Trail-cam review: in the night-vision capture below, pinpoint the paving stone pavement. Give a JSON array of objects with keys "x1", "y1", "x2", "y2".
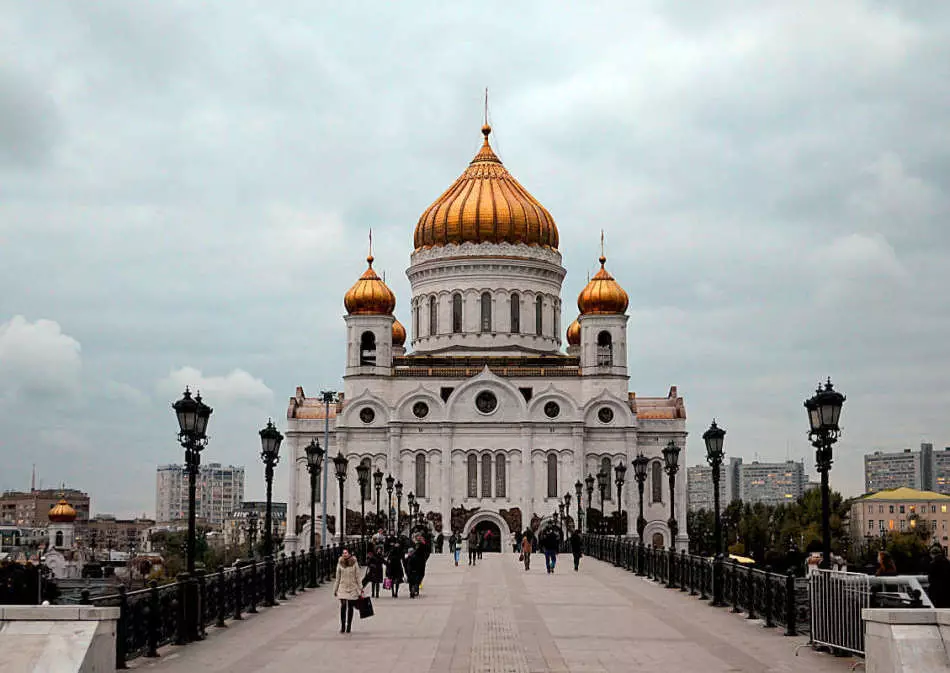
[{"x1": 129, "y1": 553, "x2": 859, "y2": 672}]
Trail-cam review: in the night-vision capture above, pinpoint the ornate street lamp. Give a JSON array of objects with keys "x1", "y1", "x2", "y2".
[
  {"x1": 395, "y1": 480, "x2": 404, "y2": 535},
  {"x1": 172, "y1": 387, "x2": 212, "y2": 643},
  {"x1": 356, "y1": 462, "x2": 370, "y2": 545},
  {"x1": 614, "y1": 461, "x2": 627, "y2": 537},
  {"x1": 412, "y1": 501, "x2": 421, "y2": 531},
  {"x1": 373, "y1": 467, "x2": 384, "y2": 528},
  {"x1": 596, "y1": 470, "x2": 608, "y2": 533},
  {"x1": 407, "y1": 492, "x2": 415, "y2": 530},
  {"x1": 805, "y1": 378, "x2": 845, "y2": 570},
  {"x1": 304, "y1": 439, "x2": 323, "y2": 587},
  {"x1": 245, "y1": 510, "x2": 259, "y2": 559},
  {"x1": 563, "y1": 492, "x2": 573, "y2": 532},
  {"x1": 385, "y1": 474, "x2": 395, "y2": 534},
  {"x1": 703, "y1": 419, "x2": 726, "y2": 606},
  {"x1": 574, "y1": 480, "x2": 583, "y2": 534},
  {"x1": 585, "y1": 473, "x2": 595, "y2": 532},
  {"x1": 632, "y1": 452, "x2": 648, "y2": 575},
  {"x1": 332, "y1": 452, "x2": 349, "y2": 544},
  {"x1": 662, "y1": 440, "x2": 681, "y2": 548},
  {"x1": 259, "y1": 419, "x2": 283, "y2": 607}
]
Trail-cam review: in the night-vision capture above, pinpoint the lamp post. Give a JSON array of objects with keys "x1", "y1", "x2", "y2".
[
  {"x1": 385, "y1": 474, "x2": 395, "y2": 534},
  {"x1": 395, "y1": 481, "x2": 403, "y2": 535},
  {"x1": 596, "y1": 470, "x2": 608, "y2": 534},
  {"x1": 259, "y1": 419, "x2": 283, "y2": 607},
  {"x1": 172, "y1": 387, "x2": 212, "y2": 642},
  {"x1": 412, "y1": 501, "x2": 421, "y2": 531},
  {"x1": 805, "y1": 378, "x2": 846, "y2": 570},
  {"x1": 245, "y1": 510, "x2": 259, "y2": 559},
  {"x1": 703, "y1": 419, "x2": 726, "y2": 606},
  {"x1": 304, "y1": 439, "x2": 323, "y2": 587},
  {"x1": 585, "y1": 473, "x2": 595, "y2": 533},
  {"x1": 356, "y1": 462, "x2": 370, "y2": 546},
  {"x1": 407, "y1": 492, "x2": 415, "y2": 531},
  {"x1": 574, "y1": 480, "x2": 583, "y2": 534},
  {"x1": 319, "y1": 391, "x2": 335, "y2": 552},
  {"x1": 333, "y1": 452, "x2": 348, "y2": 545},
  {"x1": 662, "y1": 440, "x2": 681, "y2": 549},
  {"x1": 632, "y1": 452, "x2": 648, "y2": 575},
  {"x1": 563, "y1": 492, "x2": 573, "y2": 533},
  {"x1": 373, "y1": 468, "x2": 383, "y2": 529},
  {"x1": 614, "y1": 461, "x2": 627, "y2": 537}
]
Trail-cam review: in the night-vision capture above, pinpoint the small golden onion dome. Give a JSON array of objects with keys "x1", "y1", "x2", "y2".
[
  {"x1": 413, "y1": 124, "x2": 559, "y2": 250},
  {"x1": 344, "y1": 256, "x2": 396, "y2": 315},
  {"x1": 392, "y1": 318, "x2": 406, "y2": 346},
  {"x1": 577, "y1": 256, "x2": 629, "y2": 315},
  {"x1": 566, "y1": 318, "x2": 581, "y2": 346},
  {"x1": 48, "y1": 498, "x2": 77, "y2": 523}
]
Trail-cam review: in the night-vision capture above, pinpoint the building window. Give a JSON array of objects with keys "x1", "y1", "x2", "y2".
[
  {"x1": 900, "y1": 520, "x2": 906, "y2": 531},
  {"x1": 414, "y1": 304, "x2": 420, "y2": 340},
  {"x1": 495, "y1": 454, "x2": 507, "y2": 498},
  {"x1": 361, "y1": 458, "x2": 372, "y2": 500},
  {"x1": 900, "y1": 505, "x2": 905, "y2": 513},
  {"x1": 481, "y1": 292, "x2": 492, "y2": 333},
  {"x1": 651, "y1": 461, "x2": 663, "y2": 504},
  {"x1": 868, "y1": 505, "x2": 873, "y2": 513},
  {"x1": 889, "y1": 505, "x2": 894, "y2": 513},
  {"x1": 510, "y1": 293, "x2": 520, "y2": 333},
  {"x1": 601, "y1": 457, "x2": 613, "y2": 501},
  {"x1": 868, "y1": 519, "x2": 874, "y2": 531},
  {"x1": 467, "y1": 454, "x2": 477, "y2": 498},
  {"x1": 535, "y1": 296, "x2": 543, "y2": 336},
  {"x1": 429, "y1": 296, "x2": 438, "y2": 336},
  {"x1": 546, "y1": 454, "x2": 558, "y2": 497},
  {"x1": 360, "y1": 331, "x2": 377, "y2": 366},
  {"x1": 481, "y1": 454, "x2": 492, "y2": 497},
  {"x1": 933, "y1": 505, "x2": 938, "y2": 513},
  {"x1": 55, "y1": 531, "x2": 63, "y2": 547},
  {"x1": 415, "y1": 454, "x2": 426, "y2": 498},
  {"x1": 597, "y1": 331, "x2": 613, "y2": 367},
  {"x1": 452, "y1": 294, "x2": 462, "y2": 333}
]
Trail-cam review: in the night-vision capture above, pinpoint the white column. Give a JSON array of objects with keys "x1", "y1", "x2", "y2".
[
  {"x1": 442, "y1": 428, "x2": 454, "y2": 534},
  {"x1": 284, "y1": 432, "x2": 301, "y2": 552}
]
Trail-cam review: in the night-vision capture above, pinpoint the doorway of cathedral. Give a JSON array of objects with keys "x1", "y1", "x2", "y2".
[
  {"x1": 652, "y1": 532, "x2": 665, "y2": 549},
  {"x1": 472, "y1": 520, "x2": 502, "y2": 552}
]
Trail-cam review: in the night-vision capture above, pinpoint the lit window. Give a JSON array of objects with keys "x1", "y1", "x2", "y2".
[{"x1": 943, "y1": 505, "x2": 947, "y2": 513}]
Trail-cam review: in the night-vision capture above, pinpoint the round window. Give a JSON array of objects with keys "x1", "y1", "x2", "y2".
[
  {"x1": 544, "y1": 401, "x2": 560, "y2": 418},
  {"x1": 598, "y1": 407, "x2": 614, "y2": 424},
  {"x1": 475, "y1": 391, "x2": 498, "y2": 414},
  {"x1": 412, "y1": 401, "x2": 429, "y2": 419},
  {"x1": 359, "y1": 407, "x2": 375, "y2": 424}
]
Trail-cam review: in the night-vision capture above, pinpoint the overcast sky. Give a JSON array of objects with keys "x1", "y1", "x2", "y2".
[{"x1": 1, "y1": 2, "x2": 948, "y2": 517}]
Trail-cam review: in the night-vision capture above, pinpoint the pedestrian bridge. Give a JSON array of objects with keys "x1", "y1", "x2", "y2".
[{"x1": 127, "y1": 553, "x2": 855, "y2": 673}]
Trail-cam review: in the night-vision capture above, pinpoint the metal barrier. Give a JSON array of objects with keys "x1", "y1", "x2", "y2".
[{"x1": 808, "y1": 570, "x2": 869, "y2": 656}]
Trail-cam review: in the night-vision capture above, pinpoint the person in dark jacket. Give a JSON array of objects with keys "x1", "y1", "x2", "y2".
[
  {"x1": 570, "y1": 530, "x2": 583, "y2": 571},
  {"x1": 362, "y1": 547, "x2": 384, "y2": 598},
  {"x1": 541, "y1": 526, "x2": 560, "y2": 574},
  {"x1": 386, "y1": 543, "x2": 406, "y2": 597},
  {"x1": 405, "y1": 547, "x2": 424, "y2": 598},
  {"x1": 435, "y1": 532, "x2": 444, "y2": 553},
  {"x1": 467, "y1": 530, "x2": 480, "y2": 566},
  {"x1": 928, "y1": 543, "x2": 950, "y2": 608}
]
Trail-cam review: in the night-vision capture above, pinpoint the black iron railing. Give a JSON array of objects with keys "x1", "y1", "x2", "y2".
[
  {"x1": 582, "y1": 535, "x2": 808, "y2": 637},
  {"x1": 82, "y1": 541, "x2": 366, "y2": 668}
]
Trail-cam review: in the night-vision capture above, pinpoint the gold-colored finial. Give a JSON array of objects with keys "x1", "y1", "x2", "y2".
[
  {"x1": 599, "y1": 230, "x2": 606, "y2": 266},
  {"x1": 367, "y1": 229, "x2": 374, "y2": 266},
  {"x1": 482, "y1": 88, "x2": 492, "y2": 138}
]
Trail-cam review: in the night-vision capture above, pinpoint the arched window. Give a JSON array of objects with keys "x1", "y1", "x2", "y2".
[
  {"x1": 361, "y1": 458, "x2": 372, "y2": 501},
  {"x1": 452, "y1": 293, "x2": 463, "y2": 333},
  {"x1": 480, "y1": 292, "x2": 492, "y2": 333},
  {"x1": 510, "y1": 293, "x2": 520, "y2": 333},
  {"x1": 414, "y1": 304, "x2": 420, "y2": 340},
  {"x1": 597, "y1": 331, "x2": 613, "y2": 367},
  {"x1": 601, "y1": 457, "x2": 613, "y2": 500},
  {"x1": 495, "y1": 454, "x2": 507, "y2": 497},
  {"x1": 415, "y1": 454, "x2": 426, "y2": 498},
  {"x1": 428, "y1": 296, "x2": 438, "y2": 336},
  {"x1": 360, "y1": 331, "x2": 377, "y2": 366},
  {"x1": 651, "y1": 461, "x2": 663, "y2": 503},
  {"x1": 481, "y1": 454, "x2": 492, "y2": 497},
  {"x1": 467, "y1": 454, "x2": 477, "y2": 498},
  {"x1": 546, "y1": 454, "x2": 558, "y2": 497},
  {"x1": 535, "y1": 296, "x2": 543, "y2": 336},
  {"x1": 554, "y1": 303, "x2": 560, "y2": 340},
  {"x1": 55, "y1": 530, "x2": 64, "y2": 547}
]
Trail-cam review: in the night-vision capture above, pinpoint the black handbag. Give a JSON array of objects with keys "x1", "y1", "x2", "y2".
[{"x1": 357, "y1": 595, "x2": 374, "y2": 619}]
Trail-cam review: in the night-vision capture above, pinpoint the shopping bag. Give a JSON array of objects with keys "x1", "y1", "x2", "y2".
[
  {"x1": 358, "y1": 595, "x2": 374, "y2": 619},
  {"x1": 383, "y1": 578, "x2": 393, "y2": 590},
  {"x1": 518, "y1": 553, "x2": 524, "y2": 562}
]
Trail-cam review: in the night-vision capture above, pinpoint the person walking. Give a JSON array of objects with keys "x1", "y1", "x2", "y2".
[
  {"x1": 406, "y1": 547, "x2": 424, "y2": 598},
  {"x1": 467, "y1": 529, "x2": 480, "y2": 566},
  {"x1": 520, "y1": 533, "x2": 533, "y2": 571},
  {"x1": 448, "y1": 531, "x2": 460, "y2": 566},
  {"x1": 386, "y1": 542, "x2": 406, "y2": 597},
  {"x1": 928, "y1": 543, "x2": 950, "y2": 608},
  {"x1": 435, "y1": 532, "x2": 444, "y2": 554},
  {"x1": 541, "y1": 526, "x2": 559, "y2": 574},
  {"x1": 362, "y1": 547, "x2": 384, "y2": 598},
  {"x1": 333, "y1": 549, "x2": 362, "y2": 633},
  {"x1": 570, "y1": 529, "x2": 583, "y2": 572}
]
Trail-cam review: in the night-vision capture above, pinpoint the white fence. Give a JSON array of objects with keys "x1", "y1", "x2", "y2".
[{"x1": 809, "y1": 570, "x2": 870, "y2": 656}]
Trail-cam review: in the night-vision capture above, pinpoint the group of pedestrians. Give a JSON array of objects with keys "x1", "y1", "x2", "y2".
[{"x1": 517, "y1": 526, "x2": 583, "y2": 573}]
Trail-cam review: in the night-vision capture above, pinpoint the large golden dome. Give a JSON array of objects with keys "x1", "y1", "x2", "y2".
[
  {"x1": 566, "y1": 318, "x2": 581, "y2": 345},
  {"x1": 413, "y1": 125, "x2": 559, "y2": 250},
  {"x1": 392, "y1": 318, "x2": 406, "y2": 346},
  {"x1": 344, "y1": 256, "x2": 396, "y2": 315},
  {"x1": 48, "y1": 498, "x2": 77, "y2": 523},
  {"x1": 578, "y1": 256, "x2": 629, "y2": 315}
]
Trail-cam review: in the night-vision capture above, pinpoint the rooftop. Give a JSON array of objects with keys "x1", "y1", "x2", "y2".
[{"x1": 858, "y1": 487, "x2": 950, "y2": 502}]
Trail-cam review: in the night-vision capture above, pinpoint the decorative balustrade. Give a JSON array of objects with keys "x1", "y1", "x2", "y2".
[
  {"x1": 580, "y1": 535, "x2": 803, "y2": 637},
  {"x1": 82, "y1": 540, "x2": 366, "y2": 668}
]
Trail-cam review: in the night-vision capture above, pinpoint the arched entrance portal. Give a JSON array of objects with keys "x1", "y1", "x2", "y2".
[
  {"x1": 473, "y1": 520, "x2": 501, "y2": 552},
  {"x1": 461, "y1": 511, "x2": 511, "y2": 553},
  {"x1": 652, "y1": 532, "x2": 665, "y2": 549}
]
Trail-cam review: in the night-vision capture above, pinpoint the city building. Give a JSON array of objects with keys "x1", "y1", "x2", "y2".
[
  {"x1": 77, "y1": 515, "x2": 156, "y2": 555},
  {"x1": 0, "y1": 488, "x2": 90, "y2": 527},
  {"x1": 223, "y1": 501, "x2": 288, "y2": 553},
  {"x1": 285, "y1": 123, "x2": 688, "y2": 552},
  {"x1": 739, "y1": 460, "x2": 806, "y2": 506},
  {"x1": 155, "y1": 463, "x2": 245, "y2": 526},
  {"x1": 863, "y1": 444, "x2": 939, "y2": 493},
  {"x1": 727, "y1": 457, "x2": 743, "y2": 504},
  {"x1": 932, "y1": 447, "x2": 950, "y2": 495},
  {"x1": 849, "y1": 487, "x2": 950, "y2": 546}
]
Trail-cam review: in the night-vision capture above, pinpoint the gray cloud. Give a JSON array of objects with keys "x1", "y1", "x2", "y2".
[{"x1": 1, "y1": 1, "x2": 948, "y2": 514}]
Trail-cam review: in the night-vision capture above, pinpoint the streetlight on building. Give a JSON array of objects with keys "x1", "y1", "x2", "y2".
[
  {"x1": 259, "y1": 418, "x2": 283, "y2": 607},
  {"x1": 805, "y1": 378, "x2": 846, "y2": 570},
  {"x1": 373, "y1": 467, "x2": 383, "y2": 528},
  {"x1": 385, "y1": 474, "x2": 395, "y2": 534},
  {"x1": 662, "y1": 440, "x2": 681, "y2": 548},
  {"x1": 304, "y1": 438, "x2": 323, "y2": 587},
  {"x1": 356, "y1": 462, "x2": 370, "y2": 545},
  {"x1": 332, "y1": 452, "x2": 349, "y2": 545},
  {"x1": 574, "y1": 480, "x2": 583, "y2": 534},
  {"x1": 703, "y1": 419, "x2": 726, "y2": 606},
  {"x1": 585, "y1": 473, "x2": 595, "y2": 533}
]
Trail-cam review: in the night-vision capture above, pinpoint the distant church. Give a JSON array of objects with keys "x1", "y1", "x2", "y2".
[{"x1": 284, "y1": 123, "x2": 687, "y2": 551}]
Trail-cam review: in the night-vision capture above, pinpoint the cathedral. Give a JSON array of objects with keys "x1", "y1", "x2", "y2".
[{"x1": 284, "y1": 123, "x2": 687, "y2": 552}]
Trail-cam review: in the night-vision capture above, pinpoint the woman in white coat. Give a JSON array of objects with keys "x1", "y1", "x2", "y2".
[{"x1": 334, "y1": 549, "x2": 362, "y2": 633}]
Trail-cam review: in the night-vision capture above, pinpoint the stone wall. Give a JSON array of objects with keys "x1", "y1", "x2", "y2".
[
  {"x1": 0, "y1": 605, "x2": 118, "y2": 672},
  {"x1": 863, "y1": 608, "x2": 950, "y2": 672}
]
